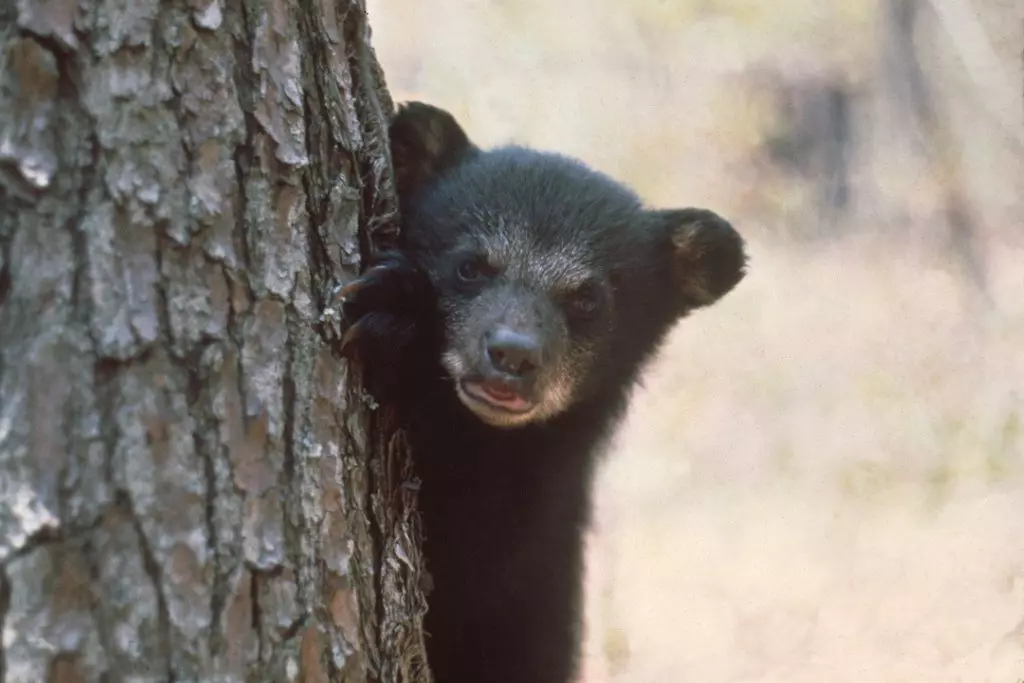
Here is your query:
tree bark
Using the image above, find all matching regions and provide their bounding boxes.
[0,0,429,681]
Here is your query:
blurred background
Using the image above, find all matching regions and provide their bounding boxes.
[365,1,1024,681]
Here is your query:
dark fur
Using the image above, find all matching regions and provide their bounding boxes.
[341,102,747,683]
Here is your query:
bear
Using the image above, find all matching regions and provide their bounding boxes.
[338,102,747,683]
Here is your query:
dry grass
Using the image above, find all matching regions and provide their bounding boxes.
[582,239,1024,682]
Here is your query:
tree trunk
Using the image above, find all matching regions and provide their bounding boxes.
[0,0,429,681]
[878,0,988,300]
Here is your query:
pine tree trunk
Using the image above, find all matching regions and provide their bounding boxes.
[0,0,429,681]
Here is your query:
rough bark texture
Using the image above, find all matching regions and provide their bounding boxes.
[0,0,429,681]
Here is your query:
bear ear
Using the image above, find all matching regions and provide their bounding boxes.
[658,208,747,309]
[389,102,476,199]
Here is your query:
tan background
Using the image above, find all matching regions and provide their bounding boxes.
[365,1,1024,680]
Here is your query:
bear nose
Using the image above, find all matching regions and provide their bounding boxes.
[485,327,541,377]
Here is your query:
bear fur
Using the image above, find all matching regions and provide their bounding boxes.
[340,102,747,683]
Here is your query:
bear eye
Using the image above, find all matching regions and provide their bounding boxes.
[568,285,602,319]
[456,256,490,282]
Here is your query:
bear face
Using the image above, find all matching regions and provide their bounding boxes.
[386,102,747,428]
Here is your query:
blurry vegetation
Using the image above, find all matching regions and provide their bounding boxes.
[368,0,1020,256]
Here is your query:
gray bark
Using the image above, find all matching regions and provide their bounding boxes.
[0,0,429,681]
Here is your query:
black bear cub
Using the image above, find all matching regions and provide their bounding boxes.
[341,102,747,683]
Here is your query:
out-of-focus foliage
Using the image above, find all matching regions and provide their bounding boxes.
[368,0,1019,249]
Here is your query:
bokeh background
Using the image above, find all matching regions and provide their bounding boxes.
[364,1,1024,681]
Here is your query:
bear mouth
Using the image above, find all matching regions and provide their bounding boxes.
[459,380,535,415]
